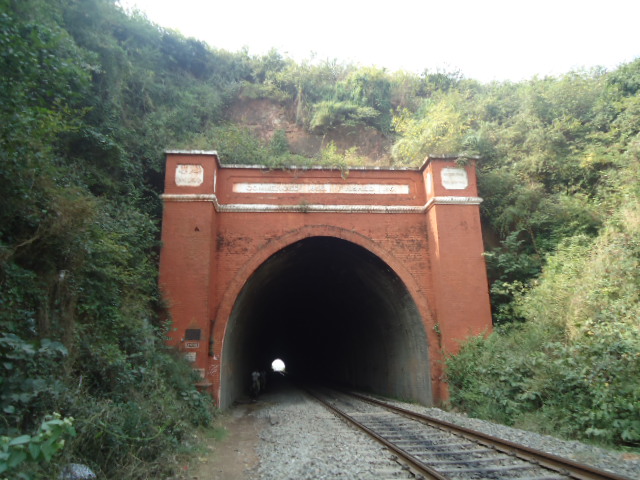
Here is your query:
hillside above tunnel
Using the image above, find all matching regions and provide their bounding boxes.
[227,98,394,166]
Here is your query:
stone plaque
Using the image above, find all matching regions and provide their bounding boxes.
[184,352,196,362]
[175,164,204,187]
[441,168,468,190]
[233,183,410,195]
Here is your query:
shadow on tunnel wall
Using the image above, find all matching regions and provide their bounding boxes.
[220,236,432,408]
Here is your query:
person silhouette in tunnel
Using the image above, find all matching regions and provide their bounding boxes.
[260,370,267,392]
[250,370,261,399]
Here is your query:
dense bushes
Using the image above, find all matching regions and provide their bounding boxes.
[310,100,379,133]
[447,321,640,447]
[443,62,640,449]
[62,347,215,479]
[447,199,640,448]
[0,1,218,478]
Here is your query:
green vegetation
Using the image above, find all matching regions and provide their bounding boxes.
[446,208,640,446]
[1,0,220,477]
[444,71,640,448]
[0,0,639,475]
[1,414,75,477]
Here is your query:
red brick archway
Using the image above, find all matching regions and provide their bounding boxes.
[159,151,492,408]
[213,224,436,352]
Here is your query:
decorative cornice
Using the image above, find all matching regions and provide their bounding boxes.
[165,150,219,156]
[161,194,217,202]
[425,196,484,208]
[217,203,426,214]
[160,194,483,213]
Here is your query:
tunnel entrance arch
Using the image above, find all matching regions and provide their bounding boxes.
[159,151,492,408]
[220,236,432,408]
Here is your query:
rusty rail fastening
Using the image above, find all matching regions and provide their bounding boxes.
[307,387,634,480]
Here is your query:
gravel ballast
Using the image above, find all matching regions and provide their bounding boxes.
[247,381,640,480]
[250,385,413,479]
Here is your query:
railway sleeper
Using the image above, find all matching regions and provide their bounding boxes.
[437,462,539,475]
[512,476,568,480]
[423,448,494,456]
[427,457,513,466]
[417,441,480,449]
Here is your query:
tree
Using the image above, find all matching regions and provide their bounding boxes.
[391,91,473,165]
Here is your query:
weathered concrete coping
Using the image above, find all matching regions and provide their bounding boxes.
[163,150,479,173]
[159,193,483,214]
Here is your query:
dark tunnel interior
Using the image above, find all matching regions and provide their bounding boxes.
[219,236,432,408]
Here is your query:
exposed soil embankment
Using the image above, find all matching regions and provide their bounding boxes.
[228,98,393,166]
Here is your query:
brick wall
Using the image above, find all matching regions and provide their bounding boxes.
[159,152,492,406]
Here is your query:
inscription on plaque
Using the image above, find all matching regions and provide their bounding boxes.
[233,183,410,195]
[184,352,197,363]
[175,164,204,187]
[441,168,468,190]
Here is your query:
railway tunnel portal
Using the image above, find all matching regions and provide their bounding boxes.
[159,151,492,408]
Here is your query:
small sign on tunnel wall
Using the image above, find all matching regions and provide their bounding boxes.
[441,168,468,190]
[175,164,204,186]
[184,328,201,341]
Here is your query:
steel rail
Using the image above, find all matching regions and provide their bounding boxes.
[347,391,634,480]
[305,388,448,479]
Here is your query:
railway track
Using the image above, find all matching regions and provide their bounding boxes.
[307,387,633,480]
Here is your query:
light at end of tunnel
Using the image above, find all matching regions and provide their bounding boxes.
[271,358,285,372]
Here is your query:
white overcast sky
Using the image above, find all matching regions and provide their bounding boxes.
[117,0,639,83]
